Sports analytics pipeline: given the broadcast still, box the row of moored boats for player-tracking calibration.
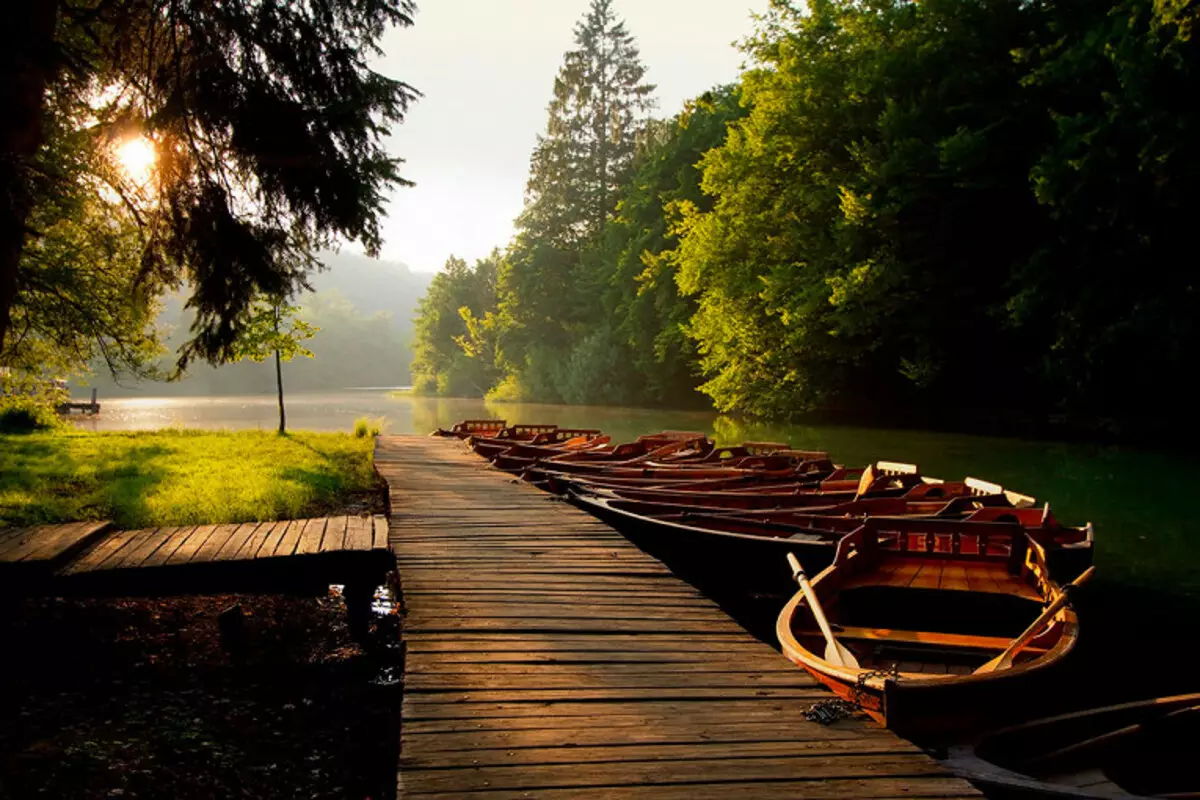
[433,420,1194,799]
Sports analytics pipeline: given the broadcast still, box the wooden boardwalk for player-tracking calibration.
[1,516,391,596]
[0,521,112,585]
[376,436,979,799]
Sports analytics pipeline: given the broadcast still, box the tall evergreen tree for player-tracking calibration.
[498,0,655,398]
[520,0,656,245]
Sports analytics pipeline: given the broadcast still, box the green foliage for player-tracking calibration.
[410,254,502,397]
[0,372,67,433]
[411,0,1200,434]
[0,398,60,434]
[496,0,656,395]
[0,430,376,528]
[4,87,166,379]
[229,299,318,365]
[2,0,418,368]
[353,417,383,438]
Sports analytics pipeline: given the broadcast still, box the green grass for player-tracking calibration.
[0,430,378,529]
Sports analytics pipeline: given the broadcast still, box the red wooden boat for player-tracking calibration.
[776,517,1092,736]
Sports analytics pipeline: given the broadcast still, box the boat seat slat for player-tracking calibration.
[798,626,1048,654]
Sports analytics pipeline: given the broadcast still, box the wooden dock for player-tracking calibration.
[0,515,392,597]
[376,436,979,799]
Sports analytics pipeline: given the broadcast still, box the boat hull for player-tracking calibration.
[569,491,836,595]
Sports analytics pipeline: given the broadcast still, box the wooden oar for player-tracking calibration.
[975,566,1096,674]
[787,552,860,669]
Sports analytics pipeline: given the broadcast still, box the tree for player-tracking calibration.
[3,88,166,379]
[0,0,417,369]
[410,254,501,396]
[230,298,317,433]
[580,88,747,407]
[496,0,655,397]
[669,0,1049,419]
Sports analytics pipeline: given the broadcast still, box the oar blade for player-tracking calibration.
[825,640,861,669]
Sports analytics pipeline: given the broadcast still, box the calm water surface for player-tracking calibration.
[77,389,1199,596]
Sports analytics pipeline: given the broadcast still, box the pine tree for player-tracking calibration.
[519,0,656,246]
[497,0,655,398]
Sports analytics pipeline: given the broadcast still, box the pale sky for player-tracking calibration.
[368,0,769,272]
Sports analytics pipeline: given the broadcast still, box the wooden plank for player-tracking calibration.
[107,526,173,569]
[271,518,305,557]
[402,617,745,634]
[61,528,145,573]
[10,522,86,562]
[400,699,847,723]
[256,520,290,558]
[403,738,918,768]
[294,517,327,556]
[214,522,262,560]
[163,524,221,565]
[2,522,108,565]
[373,514,389,549]
[400,754,952,794]
[402,687,826,704]
[190,523,239,563]
[236,520,279,559]
[140,525,200,568]
[344,515,373,551]
[406,671,814,691]
[404,780,978,800]
[403,714,895,738]
[319,515,349,552]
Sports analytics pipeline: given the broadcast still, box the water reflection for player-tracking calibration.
[72,389,1199,596]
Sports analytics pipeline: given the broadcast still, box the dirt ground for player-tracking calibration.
[0,589,402,799]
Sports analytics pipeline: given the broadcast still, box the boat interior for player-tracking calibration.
[789,521,1067,677]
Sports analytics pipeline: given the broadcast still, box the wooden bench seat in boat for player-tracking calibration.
[797,625,1051,655]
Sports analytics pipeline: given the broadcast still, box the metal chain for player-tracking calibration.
[803,663,901,725]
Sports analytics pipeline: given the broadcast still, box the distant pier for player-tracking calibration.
[58,387,100,415]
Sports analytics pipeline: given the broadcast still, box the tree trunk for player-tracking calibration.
[0,0,59,353]
[275,346,286,434]
[273,304,285,434]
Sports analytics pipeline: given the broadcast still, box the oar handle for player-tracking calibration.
[786,552,805,582]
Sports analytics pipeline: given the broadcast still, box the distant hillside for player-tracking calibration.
[307,250,431,330]
[77,252,434,397]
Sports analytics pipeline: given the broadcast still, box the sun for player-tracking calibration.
[116,136,156,184]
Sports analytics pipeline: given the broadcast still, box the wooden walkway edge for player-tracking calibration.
[376,435,980,799]
[1,515,392,597]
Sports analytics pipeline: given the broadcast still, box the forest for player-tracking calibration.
[411,0,1200,438]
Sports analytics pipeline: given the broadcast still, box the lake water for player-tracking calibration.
[74,389,1199,597]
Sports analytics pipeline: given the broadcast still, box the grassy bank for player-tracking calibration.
[0,430,377,529]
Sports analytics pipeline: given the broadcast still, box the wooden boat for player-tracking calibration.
[963,505,1094,581]
[534,468,832,495]
[531,459,912,496]
[433,418,506,438]
[568,490,847,592]
[776,516,1092,736]
[592,475,1033,509]
[943,694,1200,798]
[569,488,1088,583]
[471,430,606,461]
